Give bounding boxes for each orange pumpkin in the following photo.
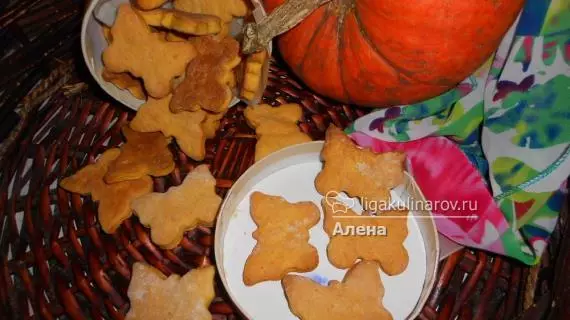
[263,0,525,107]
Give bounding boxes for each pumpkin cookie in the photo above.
[130,95,207,161]
[59,149,153,233]
[131,165,222,249]
[104,126,174,183]
[126,262,216,320]
[282,261,393,320]
[322,198,409,275]
[243,192,320,286]
[173,0,248,23]
[315,125,406,203]
[102,4,196,98]
[244,103,312,162]
[135,8,222,35]
[170,36,241,113]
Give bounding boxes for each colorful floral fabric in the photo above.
[346,0,570,265]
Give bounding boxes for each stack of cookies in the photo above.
[98,0,270,162]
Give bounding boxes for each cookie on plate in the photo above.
[322,198,409,275]
[282,261,393,320]
[315,125,406,203]
[243,192,320,286]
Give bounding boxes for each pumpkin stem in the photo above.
[241,0,331,54]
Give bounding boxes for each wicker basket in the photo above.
[1,1,569,319]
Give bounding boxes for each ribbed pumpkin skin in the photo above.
[263,0,525,107]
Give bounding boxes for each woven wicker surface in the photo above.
[1,1,569,319]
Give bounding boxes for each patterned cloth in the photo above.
[345,0,570,265]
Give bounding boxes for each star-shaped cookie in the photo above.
[131,165,222,249]
[243,192,320,286]
[315,125,406,203]
[126,262,215,320]
[282,261,393,320]
[59,149,153,233]
[104,126,174,183]
[322,198,410,275]
[102,4,196,98]
[130,95,207,161]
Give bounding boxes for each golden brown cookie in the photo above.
[282,261,393,320]
[104,126,174,184]
[315,125,406,203]
[101,69,146,100]
[135,8,222,35]
[212,21,231,41]
[131,165,222,249]
[59,149,153,233]
[322,198,409,275]
[240,49,268,102]
[102,4,196,98]
[202,112,225,139]
[173,0,248,23]
[165,31,188,42]
[134,0,168,11]
[244,103,312,162]
[244,103,302,126]
[170,36,241,113]
[126,262,215,320]
[103,26,113,42]
[243,192,320,286]
[130,95,207,161]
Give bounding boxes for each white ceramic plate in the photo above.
[215,142,441,320]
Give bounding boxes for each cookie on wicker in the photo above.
[130,95,207,161]
[244,103,312,162]
[202,112,225,139]
[243,192,320,286]
[126,262,215,320]
[322,198,409,275]
[282,261,393,320]
[315,125,406,203]
[59,149,153,233]
[104,126,174,183]
[131,165,222,249]
[170,36,241,113]
[102,4,196,98]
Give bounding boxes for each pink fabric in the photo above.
[350,132,509,251]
